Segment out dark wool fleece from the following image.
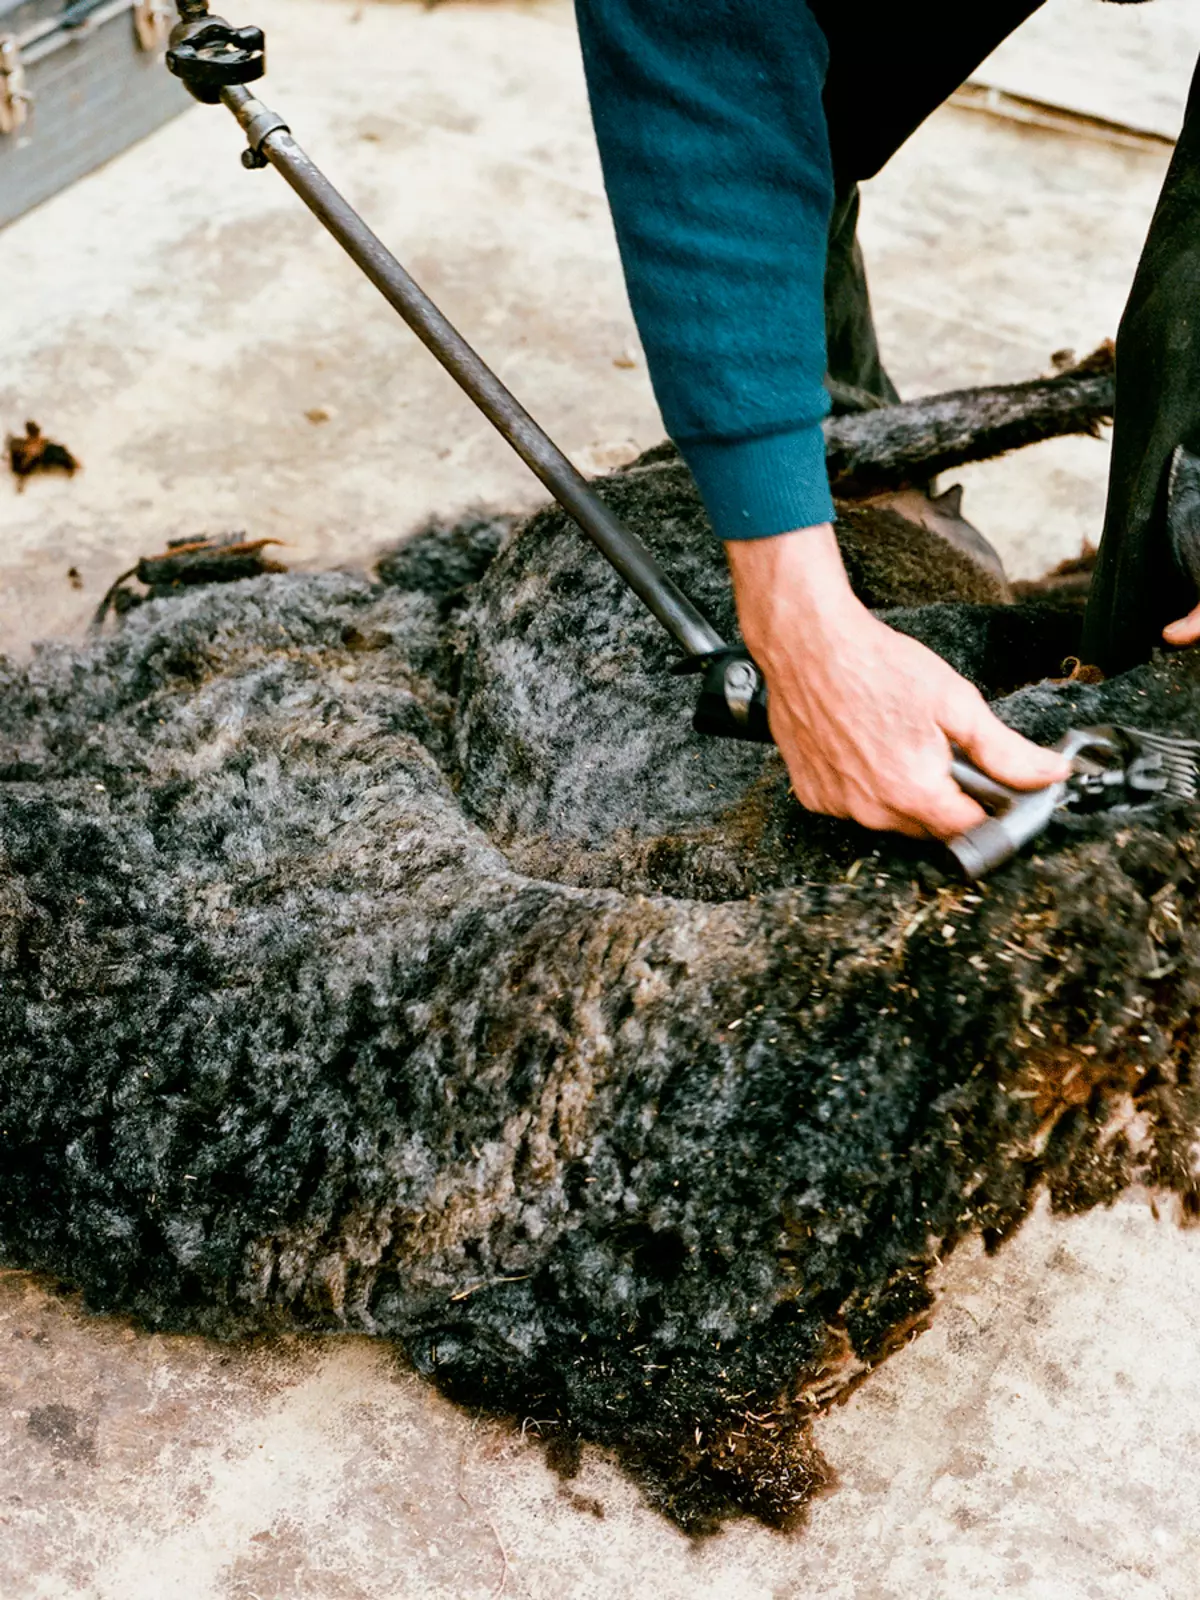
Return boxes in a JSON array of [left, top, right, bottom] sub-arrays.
[[1, 461, 1199, 1530]]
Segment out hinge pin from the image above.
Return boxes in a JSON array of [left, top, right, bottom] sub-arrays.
[[0, 34, 31, 137]]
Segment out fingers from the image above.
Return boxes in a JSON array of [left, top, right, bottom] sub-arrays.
[[1164, 604, 1200, 648], [785, 769, 915, 836], [895, 778, 987, 841], [831, 795, 929, 839], [783, 748, 986, 841], [943, 687, 1070, 791], [834, 774, 986, 841]]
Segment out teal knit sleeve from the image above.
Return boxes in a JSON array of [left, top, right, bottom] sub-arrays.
[[574, 0, 836, 539]]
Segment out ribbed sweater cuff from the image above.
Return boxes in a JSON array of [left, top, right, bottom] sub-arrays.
[[680, 424, 834, 542]]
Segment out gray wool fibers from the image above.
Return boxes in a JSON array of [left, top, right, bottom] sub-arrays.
[[2, 458, 1198, 1529]]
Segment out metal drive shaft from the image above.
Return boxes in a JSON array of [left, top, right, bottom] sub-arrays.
[[220, 84, 725, 663]]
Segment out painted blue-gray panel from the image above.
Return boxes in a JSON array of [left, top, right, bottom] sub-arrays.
[[0, 1, 191, 230]]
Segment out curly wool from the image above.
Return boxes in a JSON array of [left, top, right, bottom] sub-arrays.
[[0, 458, 1197, 1529]]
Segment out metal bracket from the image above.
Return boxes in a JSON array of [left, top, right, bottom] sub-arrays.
[[721, 657, 760, 728], [686, 647, 771, 742], [234, 97, 286, 166], [133, 0, 174, 53], [0, 34, 30, 136]]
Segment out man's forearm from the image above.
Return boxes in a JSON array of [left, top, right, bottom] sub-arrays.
[[574, 0, 837, 541], [725, 523, 854, 661]]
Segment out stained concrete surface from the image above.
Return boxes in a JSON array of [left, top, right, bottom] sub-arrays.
[[979, 0, 1198, 138], [2, 0, 1198, 656], [4, 0, 1200, 1595], [6, 1201, 1200, 1600]]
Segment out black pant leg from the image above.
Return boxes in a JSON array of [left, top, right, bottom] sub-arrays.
[[810, 0, 1050, 185], [1083, 52, 1200, 672], [824, 184, 900, 405], [812, 0, 1048, 402]]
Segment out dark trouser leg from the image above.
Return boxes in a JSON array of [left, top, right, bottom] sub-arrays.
[[809, 0, 1048, 403], [825, 185, 900, 406], [1082, 53, 1200, 674]]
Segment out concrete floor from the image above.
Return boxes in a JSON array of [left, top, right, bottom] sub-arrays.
[[4, 1, 1200, 1595], [6, 1199, 1200, 1600]]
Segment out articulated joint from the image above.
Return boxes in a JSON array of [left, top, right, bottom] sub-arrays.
[[231, 96, 288, 166], [166, 8, 265, 104]]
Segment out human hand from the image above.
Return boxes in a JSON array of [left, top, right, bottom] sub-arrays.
[[725, 524, 1071, 839], [1163, 603, 1200, 649]]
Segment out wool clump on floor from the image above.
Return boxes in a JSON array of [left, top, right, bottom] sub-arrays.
[[1, 371, 1199, 1530]]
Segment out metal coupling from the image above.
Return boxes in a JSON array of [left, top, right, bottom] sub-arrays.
[[722, 657, 760, 728], [233, 98, 288, 165]]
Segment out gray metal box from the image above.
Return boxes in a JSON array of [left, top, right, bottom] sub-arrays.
[[0, 0, 191, 230]]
